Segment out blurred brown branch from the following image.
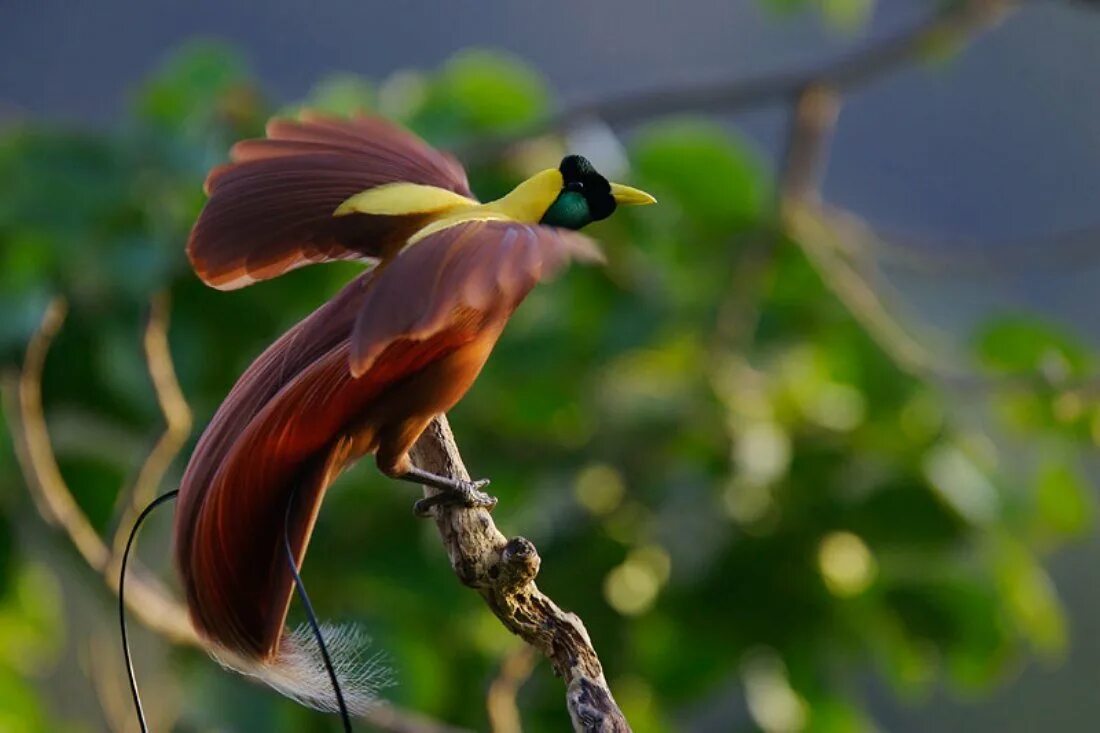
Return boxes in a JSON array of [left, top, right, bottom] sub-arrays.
[[853, 225, 1100, 276], [487, 646, 538, 733], [1, 298, 197, 646], [462, 0, 1016, 161], [776, 84, 964, 384], [773, 71, 1097, 393], [110, 293, 193, 558], [410, 418, 630, 733], [742, 0, 1100, 396], [1, 297, 470, 733]]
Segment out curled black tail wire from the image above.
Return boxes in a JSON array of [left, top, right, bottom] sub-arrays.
[[120, 488, 352, 732], [119, 489, 179, 733]]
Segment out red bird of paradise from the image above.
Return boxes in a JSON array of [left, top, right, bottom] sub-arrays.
[[171, 112, 655, 713]]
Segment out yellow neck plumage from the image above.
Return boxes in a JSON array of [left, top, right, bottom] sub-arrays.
[[334, 168, 565, 245], [334, 166, 653, 247]]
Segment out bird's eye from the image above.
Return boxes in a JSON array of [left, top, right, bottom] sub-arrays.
[[566, 180, 584, 193]]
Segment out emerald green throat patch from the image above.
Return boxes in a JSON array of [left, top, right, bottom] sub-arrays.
[[540, 190, 592, 230]]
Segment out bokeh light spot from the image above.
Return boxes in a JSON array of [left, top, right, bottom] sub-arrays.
[[574, 463, 626, 516], [818, 531, 876, 598], [742, 648, 808, 733], [735, 422, 791, 486], [805, 383, 866, 432], [604, 559, 661, 616]]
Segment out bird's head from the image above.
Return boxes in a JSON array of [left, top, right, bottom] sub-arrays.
[[539, 155, 656, 230]]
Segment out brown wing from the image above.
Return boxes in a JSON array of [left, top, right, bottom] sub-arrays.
[[180, 339, 358, 657], [350, 220, 604, 376], [187, 112, 474, 290], [173, 272, 374, 651], [173, 273, 369, 602], [178, 328, 477, 657]]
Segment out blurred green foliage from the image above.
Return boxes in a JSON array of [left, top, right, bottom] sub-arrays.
[[760, 0, 877, 34], [1, 40, 1097, 733]]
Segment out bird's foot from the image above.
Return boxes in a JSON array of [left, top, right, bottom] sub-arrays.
[[414, 478, 496, 517]]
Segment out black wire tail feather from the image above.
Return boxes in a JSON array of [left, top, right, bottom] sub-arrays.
[[120, 489, 180, 733], [121, 487, 353, 732]]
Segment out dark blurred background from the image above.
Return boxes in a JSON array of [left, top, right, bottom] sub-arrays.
[[2, 0, 1100, 731]]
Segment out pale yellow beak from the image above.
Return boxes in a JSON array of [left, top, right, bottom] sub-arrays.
[[610, 182, 657, 206]]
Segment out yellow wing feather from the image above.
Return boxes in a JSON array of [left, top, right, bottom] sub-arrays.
[[334, 168, 566, 248], [334, 182, 477, 217]]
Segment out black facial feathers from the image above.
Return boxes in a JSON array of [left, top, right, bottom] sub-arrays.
[[559, 155, 616, 222]]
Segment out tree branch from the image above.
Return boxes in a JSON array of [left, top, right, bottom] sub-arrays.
[[776, 84, 955, 382], [1, 298, 196, 646], [410, 418, 630, 733], [848, 224, 1100, 276], [486, 645, 538, 733], [761, 5, 1099, 394], [776, 76, 1008, 390], [460, 0, 1016, 161], [110, 292, 193, 558]]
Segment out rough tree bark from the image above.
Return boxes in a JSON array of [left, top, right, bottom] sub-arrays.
[[410, 417, 631, 733]]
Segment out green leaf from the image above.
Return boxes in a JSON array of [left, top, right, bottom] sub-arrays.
[[976, 315, 1091, 380], [1034, 457, 1094, 539], [437, 49, 548, 132], [993, 538, 1067, 658], [757, 0, 875, 34], [805, 694, 875, 733], [135, 41, 255, 130], [820, 0, 876, 33], [300, 73, 375, 117], [0, 666, 52, 733], [758, 0, 814, 16], [0, 564, 63, 675], [631, 120, 766, 232]]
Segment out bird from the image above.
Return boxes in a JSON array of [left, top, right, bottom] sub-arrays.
[[171, 111, 655, 715]]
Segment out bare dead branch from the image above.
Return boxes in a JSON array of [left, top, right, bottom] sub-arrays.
[[851, 224, 1100, 276], [777, 83, 841, 208], [775, 75, 1008, 390], [111, 291, 193, 558], [410, 418, 630, 733], [2, 297, 197, 645], [786, 201, 968, 381], [771, 71, 1098, 394], [8, 300, 109, 570]]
